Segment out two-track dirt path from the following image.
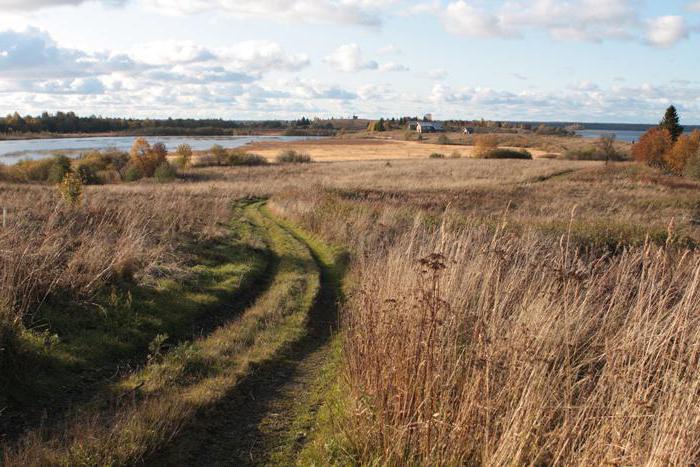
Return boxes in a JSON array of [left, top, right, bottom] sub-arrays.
[[147, 203, 344, 467]]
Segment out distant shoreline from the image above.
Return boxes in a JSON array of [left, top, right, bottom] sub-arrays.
[[0, 130, 288, 142]]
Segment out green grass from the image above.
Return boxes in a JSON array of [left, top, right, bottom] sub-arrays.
[[1, 202, 271, 439]]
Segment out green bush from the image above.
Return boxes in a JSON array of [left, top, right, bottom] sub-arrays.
[[429, 153, 445, 159], [154, 162, 177, 183], [437, 134, 451, 145], [226, 152, 269, 166], [123, 165, 144, 182], [276, 150, 312, 164], [482, 149, 533, 160], [47, 155, 72, 183]]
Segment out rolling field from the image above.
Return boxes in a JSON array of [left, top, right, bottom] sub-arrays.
[[2, 150, 700, 465]]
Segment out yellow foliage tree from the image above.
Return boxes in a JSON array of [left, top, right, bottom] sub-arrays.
[[631, 128, 673, 168], [664, 130, 700, 175]]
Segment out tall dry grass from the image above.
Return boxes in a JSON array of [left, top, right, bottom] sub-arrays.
[[0, 183, 232, 366], [270, 186, 700, 465], [340, 220, 700, 465]]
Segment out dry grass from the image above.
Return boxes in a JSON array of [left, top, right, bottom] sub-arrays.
[[339, 223, 700, 465], [3, 152, 700, 465], [272, 186, 700, 465], [0, 182, 233, 399], [240, 138, 555, 162]]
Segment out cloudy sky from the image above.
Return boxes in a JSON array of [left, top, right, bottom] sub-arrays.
[[0, 0, 699, 122]]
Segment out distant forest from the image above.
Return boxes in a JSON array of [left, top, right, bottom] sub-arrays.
[[0, 111, 292, 136]]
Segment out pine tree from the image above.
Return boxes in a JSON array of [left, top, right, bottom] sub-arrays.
[[660, 105, 683, 141]]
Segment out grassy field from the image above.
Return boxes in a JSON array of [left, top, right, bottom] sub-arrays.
[[239, 137, 555, 162], [1, 141, 700, 465]]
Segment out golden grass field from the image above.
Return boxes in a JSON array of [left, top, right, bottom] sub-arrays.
[[239, 137, 556, 162]]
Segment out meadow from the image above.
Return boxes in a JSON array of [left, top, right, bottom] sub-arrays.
[[1, 136, 699, 465]]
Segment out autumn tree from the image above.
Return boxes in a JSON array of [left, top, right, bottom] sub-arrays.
[[128, 138, 167, 178], [664, 130, 700, 175], [632, 128, 672, 168], [660, 105, 683, 142]]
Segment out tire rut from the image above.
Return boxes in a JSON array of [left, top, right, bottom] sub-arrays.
[[146, 207, 342, 467]]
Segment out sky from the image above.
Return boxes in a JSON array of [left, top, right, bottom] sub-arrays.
[[0, 0, 699, 123]]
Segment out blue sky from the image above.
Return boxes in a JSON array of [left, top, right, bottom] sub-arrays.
[[0, 0, 699, 123]]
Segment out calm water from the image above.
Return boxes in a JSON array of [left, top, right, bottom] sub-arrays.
[[576, 129, 644, 143], [0, 135, 316, 165]]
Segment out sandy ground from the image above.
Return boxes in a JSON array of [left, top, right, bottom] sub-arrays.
[[238, 138, 555, 162]]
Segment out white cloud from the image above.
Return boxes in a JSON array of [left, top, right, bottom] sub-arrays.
[[688, 1, 700, 12], [436, 0, 694, 46], [379, 62, 409, 72], [142, 0, 396, 27], [442, 1, 510, 38], [427, 68, 448, 80], [217, 41, 310, 72], [0, 27, 139, 79], [0, 0, 125, 10], [129, 41, 216, 65], [378, 44, 401, 55], [646, 16, 689, 47], [324, 43, 378, 72]]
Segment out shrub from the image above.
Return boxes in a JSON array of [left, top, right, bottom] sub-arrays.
[[276, 150, 312, 164], [437, 134, 451, 145], [210, 144, 226, 166], [47, 155, 72, 184], [482, 148, 533, 160], [225, 152, 269, 166], [76, 164, 102, 185], [632, 128, 672, 168], [123, 165, 144, 182], [154, 162, 177, 183], [58, 172, 83, 207], [449, 151, 462, 159], [429, 153, 445, 159], [564, 147, 605, 161], [367, 119, 385, 132], [176, 144, 193, 169], [474, 134, 499, 157]]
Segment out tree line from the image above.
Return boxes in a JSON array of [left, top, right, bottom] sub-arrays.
[[0, 111, 288, 135]]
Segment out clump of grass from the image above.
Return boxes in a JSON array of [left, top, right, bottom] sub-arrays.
[[428, 153, 445, 159], [276, 150, 312, 164]]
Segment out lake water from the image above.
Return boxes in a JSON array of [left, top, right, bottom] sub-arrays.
[[0, 135, 316, 165], [576, 129, 644, 143]]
